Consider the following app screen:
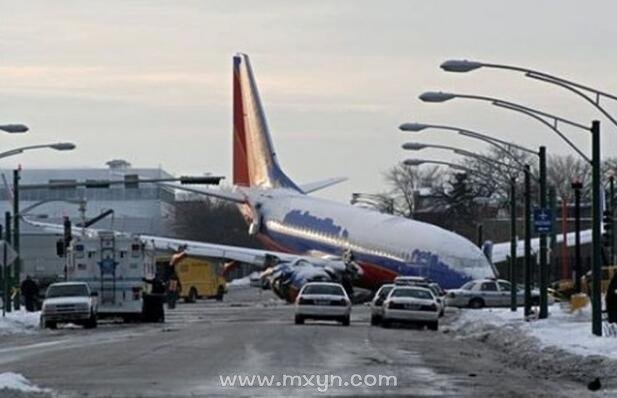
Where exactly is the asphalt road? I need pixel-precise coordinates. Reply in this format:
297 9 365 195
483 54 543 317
0 287 598 397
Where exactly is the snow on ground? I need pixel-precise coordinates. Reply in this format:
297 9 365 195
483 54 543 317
452 303 617 359
0 372 48 393
0 310 40 336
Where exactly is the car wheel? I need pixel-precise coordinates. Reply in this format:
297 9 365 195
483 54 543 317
294 315 304 325
84 313 98 329
184 287 197 303
370 315 380 326
469 298 485 309
428 321 438 331
381 319 391 328
341 315 350 326
46 321 57 329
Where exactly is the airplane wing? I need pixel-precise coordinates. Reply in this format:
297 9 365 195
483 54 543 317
491 229 592 263
299 177 347 194
157 183 245 203
23 218 361 302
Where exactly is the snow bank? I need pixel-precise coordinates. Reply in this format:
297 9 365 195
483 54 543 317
0 372 48 393
0 310 40 336
452 304 617 359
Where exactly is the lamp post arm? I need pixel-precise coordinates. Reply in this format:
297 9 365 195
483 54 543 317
457 129 537 155
493 102 592 163
526 73 617 129
457 131 531 170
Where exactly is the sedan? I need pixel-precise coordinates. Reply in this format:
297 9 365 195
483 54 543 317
294 282 351 326
446 278 554 309
382 286 440 330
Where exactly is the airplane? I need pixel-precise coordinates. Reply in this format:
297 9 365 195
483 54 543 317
27 53 499 301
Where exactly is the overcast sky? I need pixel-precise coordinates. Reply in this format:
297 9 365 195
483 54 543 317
1 1 616 201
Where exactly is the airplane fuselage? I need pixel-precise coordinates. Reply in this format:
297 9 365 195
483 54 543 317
240 187 495 290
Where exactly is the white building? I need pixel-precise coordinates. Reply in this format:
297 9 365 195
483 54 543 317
0 161 176 283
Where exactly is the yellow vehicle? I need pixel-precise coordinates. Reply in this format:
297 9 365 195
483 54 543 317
157 256 227 302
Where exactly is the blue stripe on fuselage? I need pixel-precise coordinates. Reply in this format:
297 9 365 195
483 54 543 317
263 227 471 289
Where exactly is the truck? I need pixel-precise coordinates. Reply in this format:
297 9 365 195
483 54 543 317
66 230 157 321
156 255 226 303
40 282 98 329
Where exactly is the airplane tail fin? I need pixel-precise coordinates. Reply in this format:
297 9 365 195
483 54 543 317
232 53 300 191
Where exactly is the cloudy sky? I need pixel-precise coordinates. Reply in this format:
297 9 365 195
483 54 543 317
1 1 616 201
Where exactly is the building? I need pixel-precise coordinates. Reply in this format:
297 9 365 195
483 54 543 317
0 161 176 284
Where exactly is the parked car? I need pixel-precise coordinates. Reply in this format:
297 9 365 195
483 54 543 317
294 282 351 326
394 276 446 317
445 278 553 309
40 282 98 329
370 284 394 325
382 286 440 330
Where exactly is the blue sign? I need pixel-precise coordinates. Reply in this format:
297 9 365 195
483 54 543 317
533 207 552 233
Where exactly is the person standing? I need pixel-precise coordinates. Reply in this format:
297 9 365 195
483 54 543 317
20 275 39 312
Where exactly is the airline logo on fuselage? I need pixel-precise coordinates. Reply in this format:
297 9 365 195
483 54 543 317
282 210 349 238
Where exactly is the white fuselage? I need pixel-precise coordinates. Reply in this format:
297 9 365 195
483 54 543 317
240 187 495 290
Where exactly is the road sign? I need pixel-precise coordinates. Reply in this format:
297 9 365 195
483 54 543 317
533 207 552 234
0 240 17 267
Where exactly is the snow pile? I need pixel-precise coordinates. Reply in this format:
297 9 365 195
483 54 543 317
0 372 48 393
452 304 617 359
0 310 40 335
449 304 617 384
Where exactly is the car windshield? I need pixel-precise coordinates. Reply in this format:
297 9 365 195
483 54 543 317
460 281 476 290
302 284 344 296
46 284 89 298
391 288 433 300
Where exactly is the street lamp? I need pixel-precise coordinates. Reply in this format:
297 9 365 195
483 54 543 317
399 122 536 170
420 89 602 333
0 124 28 134
440 59 617 129
0 142 76 160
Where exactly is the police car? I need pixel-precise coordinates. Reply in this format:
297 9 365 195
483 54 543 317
382 285 440 330
294 282 351 326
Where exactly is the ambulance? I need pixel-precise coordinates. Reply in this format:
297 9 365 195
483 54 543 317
66 231 156 320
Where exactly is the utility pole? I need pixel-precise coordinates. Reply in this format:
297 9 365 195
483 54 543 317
539 146 548 319
524 165 532 317
591 120 602 336
611 176 615 264
477 224 483 248
4 212 11 313
510 177 517 311
572 179 583 293
12 169 20 310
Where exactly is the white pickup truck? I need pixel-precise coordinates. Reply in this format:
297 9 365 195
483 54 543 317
40 282 98 329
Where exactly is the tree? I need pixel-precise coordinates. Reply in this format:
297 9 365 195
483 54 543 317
172 197 263 249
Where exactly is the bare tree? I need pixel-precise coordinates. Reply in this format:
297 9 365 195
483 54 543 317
172 197 263 249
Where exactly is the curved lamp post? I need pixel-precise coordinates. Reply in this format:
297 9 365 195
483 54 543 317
441 59 617 129
0 142 76 160
420 90 601 332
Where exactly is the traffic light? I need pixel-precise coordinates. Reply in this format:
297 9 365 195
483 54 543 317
603 209 613 247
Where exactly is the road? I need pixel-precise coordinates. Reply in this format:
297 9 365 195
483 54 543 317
0 287 597 397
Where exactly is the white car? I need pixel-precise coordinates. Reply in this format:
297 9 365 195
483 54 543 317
294 282 351 326
394 277 446 317
382 286 440 330
40 282 98 329
370 284 394 325
445 278 554 309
